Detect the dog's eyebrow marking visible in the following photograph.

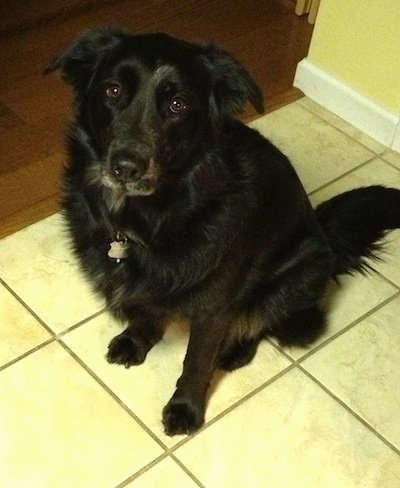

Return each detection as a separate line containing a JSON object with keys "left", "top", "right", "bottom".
{"left": 153, "top": 65, "right": 180, "bottom": 83}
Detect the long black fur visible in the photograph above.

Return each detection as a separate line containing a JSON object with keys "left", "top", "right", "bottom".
{"left": 46, "top": 28, "right": 400, "bottom": 436}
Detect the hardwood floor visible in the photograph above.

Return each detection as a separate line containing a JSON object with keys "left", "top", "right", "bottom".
{"left": 0, "top": 0, "right": 313, "bottom": 238}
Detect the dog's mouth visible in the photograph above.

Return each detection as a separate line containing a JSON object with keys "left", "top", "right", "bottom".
{"left": 101, "top": 157, "right": 160, "bottom": 197}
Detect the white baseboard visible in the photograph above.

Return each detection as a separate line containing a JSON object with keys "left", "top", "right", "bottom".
{"left": 294, "top": 59, "right": 400, "bottom": 152}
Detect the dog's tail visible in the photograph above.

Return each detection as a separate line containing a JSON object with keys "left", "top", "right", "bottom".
{"left": 315, "top": 185, "right": 400, "bottom": 276}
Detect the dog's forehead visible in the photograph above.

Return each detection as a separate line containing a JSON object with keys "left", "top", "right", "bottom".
{"left": 153, "top": 64, "right": 182, "bottom": 83}
{"left": 112, "top": 56, "right": 193, "bottom": 90}
{"left": 107, "top": 48, "right": 192, "bottom": 81}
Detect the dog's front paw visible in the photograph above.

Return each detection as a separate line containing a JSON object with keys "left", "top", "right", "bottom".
{"left": 162, "top": 398, "right": 204, "bottom": 436}
{"left": 106, "top": 333, "right": 148, "bottom": 368}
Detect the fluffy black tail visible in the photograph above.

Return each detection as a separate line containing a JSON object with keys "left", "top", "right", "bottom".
{"left": 315, "top": 186, "right": 400, "bottom": 276}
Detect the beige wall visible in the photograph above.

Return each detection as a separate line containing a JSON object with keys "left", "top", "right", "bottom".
{"left": 308, "top": 0, "right": 400, "bottom": 112}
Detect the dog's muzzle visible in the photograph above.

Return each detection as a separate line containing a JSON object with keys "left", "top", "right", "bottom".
{"left": 103, "top": 156, "right": 160, "bottom": 196}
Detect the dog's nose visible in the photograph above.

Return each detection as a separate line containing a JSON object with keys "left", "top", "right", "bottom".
{"left": 112, "top": 159, "right": 141, "bottom": 182}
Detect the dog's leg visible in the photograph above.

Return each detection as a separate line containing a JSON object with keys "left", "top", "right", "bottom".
{"left": 107, "top": 313, "right": 165, "bottom": 368}
{"left": 216, "top": 336, "right": 261, "bottom": 371}
{"left": 162, "top": 316, "right": 229, "bottom": 436}
{"left": 272, "top": 305, "right": 327, "bottom": 347}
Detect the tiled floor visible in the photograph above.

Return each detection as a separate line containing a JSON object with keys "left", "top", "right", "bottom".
{"left": 1, "top": 99, "right": 400, "bottom": 487}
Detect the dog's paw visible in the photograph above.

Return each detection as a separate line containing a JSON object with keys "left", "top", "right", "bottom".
{"left": 162, "top": 398, "right": 204, "bottom": 436}
{"left": 106, "top": 334, "right": 148, "bottom": 368}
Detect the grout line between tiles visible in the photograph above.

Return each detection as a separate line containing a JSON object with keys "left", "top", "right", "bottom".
{"left": 375, "top": 269, "right": 400, "bottom": 292}
{"left": 0, "top": 275, "right": 107, "bottom": 372}
{"left": 264, "top": 337, "right": 299, "bottom": 363}
{"left": 114, "top": 452, "right": 206, "bottom": 488}
{"left": 58, "top": 338, "right": 171, "bottom": 451}
{"left": 380, "top": 154, "right": 400, "bottom": 173}
{"left": 307, "top": 156, "right": 379, "bottom": 198}
{"left": 113, "top": 453, "right": 170, "bottom": 488}
{"left": 169, "top": 453, "right": 206, "bottom": 488}
{"left": 0, "top": 337, "right": 55, "bottom": 373}
{"left": 0, "top": 277, "right": 55, "bottom": 336}
{"left": 379, "top": 157, "right": 400, "bottom": 175}
{"left": 55, "top": 308, "right": 107, "bottom": 338}
{"left": 298, "top": 365, "right": 400, "bottom": 457}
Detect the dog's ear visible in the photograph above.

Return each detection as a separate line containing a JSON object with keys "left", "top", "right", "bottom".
{"left": 201, "top": 44, "right": 264, "bottom": 120}
{"left": 44, "top": 27, "right": 124, "bottom": 95}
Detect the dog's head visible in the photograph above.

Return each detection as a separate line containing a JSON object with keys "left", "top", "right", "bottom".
{"left": 45, "top": 28, "right": 264, "bottom": 197}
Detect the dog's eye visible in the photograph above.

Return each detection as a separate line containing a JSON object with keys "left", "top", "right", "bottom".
{"left": 105, "top": 83, "right": 122, "bottom": 99}
{"left": 169, "top": 96, "right": 188, "bottom": 114}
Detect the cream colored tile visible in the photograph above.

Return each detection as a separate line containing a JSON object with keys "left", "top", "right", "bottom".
{"left": 126, "top": 457, "right": 199, "bottom": 487}
{"left": 63, "top": 314, "right": 291, "bottom": 447}
{"left": 298, "top": 98, "right": 387, "bottom": 154}
{"left": 64, "top": 314, "right": 188, "bottom": 447}
{"left": 175, "top": 369, "right": 400, "bottom": 488}
{"left": 309, "top": 157, "right": 400, "bottom": 206}
{"left": 0, "top": 213, "right": 103, "bottom": 332}
{"left": 324, "top": 272, "right": 397, "bottom": 334}
{"left": 283, "top": 271, "right": 397, "bottom": 360}
{"left": 0, "top": 284, "right": 51, "bottom": 367}
{"left": 303, "top": 296, "right": 400, "bottom": 450}
{"left": 382, "top": 149, "right": 400, "bottom": 169}
{"left": 0, "top": 342, "right": 162, "bottom": 488}
{"left": 249, "top": 102, "right": 374, "bottom": 193}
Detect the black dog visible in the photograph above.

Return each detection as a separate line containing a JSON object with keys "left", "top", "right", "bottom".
{"left": 46, "top": 28, "right": 400, "bottom": 436}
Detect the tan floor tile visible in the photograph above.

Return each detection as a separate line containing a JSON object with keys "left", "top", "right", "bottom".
{"left": 303, "top": 296, "right": 400, "bottom": 450}
{"left": 383, "top": 149, "right": 400, "bottom": 169}
{"left": 309, "top": 157, "right": 400, "bottom": 205}
{"left": 0, "top": 213, "right": 103, "bottom": 332}
{"left": 175, "top": 369, "right": 400, "bottom": 488}
{"left": 63, "top": 314, "right": 291, "bottom": 447}
{"left": 0, "top": 284, "right": 51, "bottom": 367}
{"left": 0, "top": 342, "right": 162, "bottom": 488}
{"left": 249, "top": 102, "right": 374, "bottom": 193}
{"left": 298, "top": 97, "right": 387, "bottom": 154}
{"left": 126, "top": 457, "right": 199, "bottom": 487}
{"left": 324, "top": 272, "right": 397, "bottom": 334}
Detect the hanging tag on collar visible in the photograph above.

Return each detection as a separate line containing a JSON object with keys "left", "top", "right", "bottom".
{"left": 108, "top": 233, "right": 129, "bottom": 263}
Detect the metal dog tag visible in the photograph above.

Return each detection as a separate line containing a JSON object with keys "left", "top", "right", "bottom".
{"left": 108, "top": 237, "right": 129, "bottom": 263}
